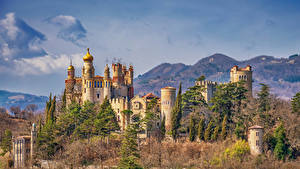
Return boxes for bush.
[224,140,250,161]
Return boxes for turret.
[65,60,75,95]
[230,65,253,97]
[248,125,263,155]
[112,63,123,85]
[67,60,75,79]
[161,87,176,134]
[82,48,95,103]
[104,64,110,80]
[103,64,111,99]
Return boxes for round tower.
[161,87,176,133]
[248,125,263,155]
[230,65,252,97]
[82,48,95,103]
[103,64,111,99]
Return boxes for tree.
[291,92,300,114]
[196,75,206,81]
[0,129,12,156]
[189,115,196,142]
[171,83,182,141]
[160,116,166,139]
[10,106,21,118]
[220,115,227,140]
[211,125,220,141]
[274,123,292,160]
[182,85,207,114]
[198,118,204,141]
[118,122,142,169]
[204,120,213,142]
[257,83,270,113]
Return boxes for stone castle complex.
[12,49,259,167]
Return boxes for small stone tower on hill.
[248,125,263,155]
[230,65,253,96]
[161,87,176,133]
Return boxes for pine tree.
[118,123,142,169]
[198,118,204,141]
[0,129,12,156]
[274,123,292,160]
[220,115,227,140]
[257,83,270,113]
[171,83,182,141]
[160,116,166,139]
[62,89,67,111]
[189,115,196,142]
[204,120,213,142]
[291,92,300,114]
[211,125,220,141]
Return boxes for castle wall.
[110,97,129,130]
[161,87,176,133]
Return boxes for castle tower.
[103,64,111,99]
[161,87,176,134]
[230,65,253,96]
[195,80,217,103]
[112,63,123,86]
[248,125,264,155]
[65,61,76,106]
[30,123,37,160]
[128,65,134,98]
[82,48,95,103]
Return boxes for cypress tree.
[257,83,270,113]
[189,115,196,142]
[291,92,300,114]
[62,89,67,111]
[198,118,204,141]
[211,125,220,141]
[118,123,142,169]
[204,120,213,142]
[171,83,182,141]
[220,115,227,140]
[274,123,292,160]
[160,116,166,139]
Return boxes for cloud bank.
[46,15,87,46]
[0,13,47,61]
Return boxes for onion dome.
[83,48,93,62]
[68,65,74,70]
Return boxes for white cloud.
[0,13,47,61]
[46,15,87,46]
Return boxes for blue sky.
[0,0,299,96]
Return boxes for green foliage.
[224,140,250,161]
[182,85,207,113]
[197,118,204,141]
[36,122,58,159]
[211,125,220,141]
[62,89,67,112]
[204,120,213,142]
[160,116,166,139]
[291,92,300,114]
[0,129,12,156]
[273,123,292,160]
[257,83,270,113]
[94,98,120,137]
[189,115,196,142]
[220,115,227,140]
[119,122,142,169]
[234,123,244,139]
[210,82,247,121]
[171,83,183,141]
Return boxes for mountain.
[134,53,300,99]
[0,90,48,110]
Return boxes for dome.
[83,48,93,62]
[68,65,74,70]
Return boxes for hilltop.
[134,53,300,99]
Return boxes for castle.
[195,65,253,103]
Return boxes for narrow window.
[100,81,103,88]
[97,94,100,98]
[256,140,259,146]
[94,81,97,88]
[256,132,259,136]
[97,81,99,88]
[89,81,91,88]
[106,81,107,87]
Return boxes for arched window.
[97,81,99,88]
[89,81,91,88]
[94,81,97,88]
[106,81,107,87]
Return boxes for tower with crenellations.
[195,80,217,103]
[230,65,253,96]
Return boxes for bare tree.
[10,106,21,118]
[24,104,38,113]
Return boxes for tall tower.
[230,65,253,96]
[30,123,37,160]
[82,48,95,103]
[128,65,134,99]
[161,87,176,134]
[112,63,123,86]
[103,64,111,99]
[248,125,264,155]
[65,61,76,106]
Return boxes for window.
[101,81,103,88]
[84,88,86,93]
[89,81,91,88]
[106,81,107,87]
[97,81,99,88]
[94,81,97,88]
[97,94,100,98]
[256,140,259,146]
[256,132,259,136]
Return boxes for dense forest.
[1,79,300,168]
